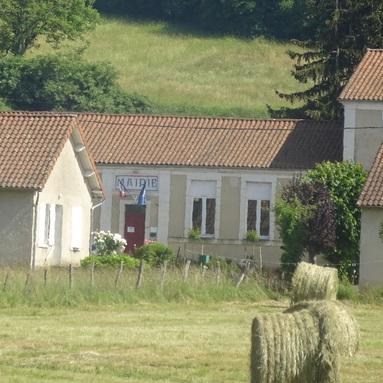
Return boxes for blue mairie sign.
[116,176,158,191]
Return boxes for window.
[71,206,83,250]
[38,204,56,246]
[246,183,271,240]
[192,197,216,235]
[247,199,270,238]
[191,180,216,237]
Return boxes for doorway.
[124,205,146,254]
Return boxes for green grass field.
[31,16,308,118]
[0,267,382,382]
[0,301,382,383]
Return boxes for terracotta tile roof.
[0,112,102,194]
[339,49,383,101]
[78,114,343,170]
[358,142,383,207]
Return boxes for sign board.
[116,176,158,191]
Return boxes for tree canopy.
[0,52,151,114]
[275,161,367,279]
[0,0,100,55]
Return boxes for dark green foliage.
[95,0,307,40]
[0,53,151,113]
[81,254,140,268]
[134,243,174,266]
[275,175,336,274]
[304,161,367,279]
[0,0,100,56]
[272,0,383,120]
[276,161,367,279]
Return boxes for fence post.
[24,272,31,289]
[160,260,167,289]
[3,271,10,292]
[183,259,191,282]
[236,260,251,288]
[44,268,48,287]
[216,261,221,285]
[115,261,124,288]
[201,265,208,278]
[69,264,73,289]
[24,271,35,293]
[136,260,144,289]
[90,261,95,288]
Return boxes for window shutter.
[38,204,47,246]
[71,207,82,250]
[48,205,56,246]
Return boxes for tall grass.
[30,17,309,118]
[0,265,282,308]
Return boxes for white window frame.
[38,203,56,247]
[190,180,217,238]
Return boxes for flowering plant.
[92,231,127,256]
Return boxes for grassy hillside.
[34,17,309,118]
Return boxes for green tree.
[0,0,100,56]
[275,176,336,274]
[304,161,367,277]
[271,0,383,120]
[0,52,151,113]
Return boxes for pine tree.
[271,0,383,120]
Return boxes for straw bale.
[291,262,339,304]
[251,300,359,383]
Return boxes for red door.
[124,205,145,254]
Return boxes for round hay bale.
[251,300,359,383]
[285,300,360,357]
[251,310,321,383]
[291,262,339,304]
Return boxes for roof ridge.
[0,111,78,118]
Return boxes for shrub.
[134,242,174,266]
[81,254,140,269]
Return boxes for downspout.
[90,198,105,254]
[31,190,41,270]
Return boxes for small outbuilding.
[0,112,104,267]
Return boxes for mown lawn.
[0,301,382,382]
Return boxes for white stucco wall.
[35,137,94,267]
